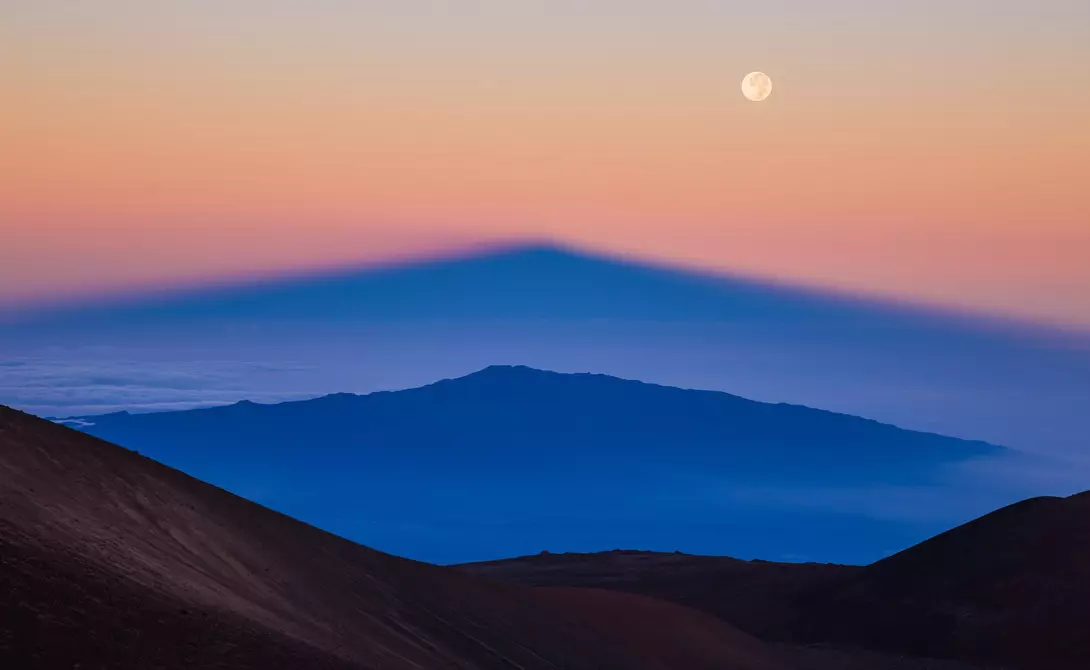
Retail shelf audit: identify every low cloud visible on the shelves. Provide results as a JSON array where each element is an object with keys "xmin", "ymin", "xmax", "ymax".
[
  {"xmin": 0, "ymin": 353, "xmax": 318, "ymax": 417},
  {"xmin": 688, "ymin": 452, "xmax": 1090, "ymax": 527}
]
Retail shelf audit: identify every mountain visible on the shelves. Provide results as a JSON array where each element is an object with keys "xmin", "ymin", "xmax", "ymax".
[
  {"xmin": 460, "ymin": 549, "xmax": 860, "ymax": 641},
  {"xmin": 0, "ymin": 403, "xmax": 798, "ymax": 670},
  {"xmin": 4, "ymin": 245, "xmax": 1087, "ymax": 460},
  {"xmin": 788, "ymin": 491, "xmax": 1090, "ymax": 669},
  {"xmin": 460, "ymin": 492, "xmax": 1090, "ymax": 670},
  {"xmin": 57, "ymin": 366, "xmax": 1005, "ymax": 564}
]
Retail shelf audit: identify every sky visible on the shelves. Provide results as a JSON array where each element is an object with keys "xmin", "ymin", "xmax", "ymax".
[{"xmin": 2, "ymin": 1, "xmax": 1089, "ymax": 328}]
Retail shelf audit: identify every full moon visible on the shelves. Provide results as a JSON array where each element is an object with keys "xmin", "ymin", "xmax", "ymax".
[{"xmin": 741, "ymin": 71, "xmax": 772, "ymax": 102}]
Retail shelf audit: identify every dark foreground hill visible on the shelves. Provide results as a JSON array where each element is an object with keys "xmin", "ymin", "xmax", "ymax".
[
  {"xmin": 0, "ymin": 404, "xmax": 793, "ymax": 670},
  {"xmin": 462, "ymin": 492, "xmax": 1090, "ymax": 670},
  {"xmin": 792, "ymin": 491, "xmax": 1090, "ymax": 669},
  {"xmin": 461, "ymin": 549, "xmax": 861, "ymax": 640},
  {"xmin": 60, "ymin": 365, "xmax": 1003, "ymax": 564}
]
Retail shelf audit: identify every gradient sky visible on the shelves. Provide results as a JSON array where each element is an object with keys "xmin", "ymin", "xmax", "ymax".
[{"xmin": 3, "ymin": 1, "xmax": 1088, "ymax": 327}]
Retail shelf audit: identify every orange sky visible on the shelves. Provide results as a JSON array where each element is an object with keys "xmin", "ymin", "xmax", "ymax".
[{"xmin": 2, "ymin": 2, "xmax": 1088, "ymax": 327}]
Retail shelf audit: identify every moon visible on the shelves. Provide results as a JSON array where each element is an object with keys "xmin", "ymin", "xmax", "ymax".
[{"xmin": 741, "ymin": 71, "xmax": 772, "ymax": 102}]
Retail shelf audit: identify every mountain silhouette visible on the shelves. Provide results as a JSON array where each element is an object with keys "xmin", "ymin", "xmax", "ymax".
[
  {"xmin": 71, "ymin": 364, "xmax": 1000, "ymax": 475},
  {"xmin": 1, "ymin": 404, "xmax": 799, "ymax": 670},
  {"xmin": 61, "ymin": 366, "xmax": 1004, "ymax": 564}
]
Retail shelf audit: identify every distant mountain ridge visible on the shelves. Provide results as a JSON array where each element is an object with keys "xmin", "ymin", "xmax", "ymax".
[
  {"xmin": 60, "ymin": 366, "xmax": 1007, "ymax": 565},
  {"xmin": 66, "ymin": 365, "xmax": 1002, "ymax": 472}
]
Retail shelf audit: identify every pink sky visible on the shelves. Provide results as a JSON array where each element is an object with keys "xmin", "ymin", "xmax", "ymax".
[{"xmin": 2, "ymin": 2, "xmax": 1088, "ymax": 328}]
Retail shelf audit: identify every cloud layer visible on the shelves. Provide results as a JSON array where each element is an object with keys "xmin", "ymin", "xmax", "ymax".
[{"xmin": 0, "ymin": 353, "xmax": 318, "ymax": 416}]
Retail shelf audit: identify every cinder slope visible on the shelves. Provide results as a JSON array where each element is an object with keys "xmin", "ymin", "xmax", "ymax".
[
  {"xmin": 0, "ymin": 405, "xmax": 784, "ymax": 670},
  {"xmin": 461, "ymin": 549, "xmax": 858, "ymax": 637},
  {"xmin": 464, "ymin": 492, "xmax": 1090, "ymax": 670},
  {"xmin": 789, "ymin": 492, "xmax": 1090, "ymax": 669},
  {"xmin": 535, "ymin": 587, "xmax": 788, "ymax": 670}
]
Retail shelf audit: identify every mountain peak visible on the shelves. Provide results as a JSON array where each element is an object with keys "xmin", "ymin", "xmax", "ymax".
[
  {"xmin": 470, "ymin": 364, "xmax": 559, "ymax": 378},
  {"xmin": 445, "ymin": 365, "xmax": 634, "ymax": 390}
]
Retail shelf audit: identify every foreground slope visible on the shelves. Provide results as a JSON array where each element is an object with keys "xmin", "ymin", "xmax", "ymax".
[
  {"xmin": 464, "ymin": 493, "xmax": 1090, "ymax": 669},
  {"xmin": 788, "ymin": 491, "xmax": 1090, "ymax": 669},
  {"xmin": 461, "ymin": 549, "xmax": 859, "ymax": 639},
  {"xmin": 0, "ymin": 405, "xmax": 786, "ymax": 670}
]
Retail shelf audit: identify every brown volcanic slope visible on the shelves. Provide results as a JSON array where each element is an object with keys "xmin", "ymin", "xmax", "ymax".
[
  {"xmin": 464, "ymin": 493, "xmax": 1090, "ymax": 670},
  {"xmin": 787, "ymin": 491, "xmax": 1090, "ymax": 670},
  {"xmin": 0, "ymin": 405, "xmax": 788, "ymax": 670},
  {"xmin": 461, "ymin": 549, "xmax": 860, "ymax": 639},
  {"xmin": 462, "ymin": 552, "xmax": 989, "ymax": 670}
]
